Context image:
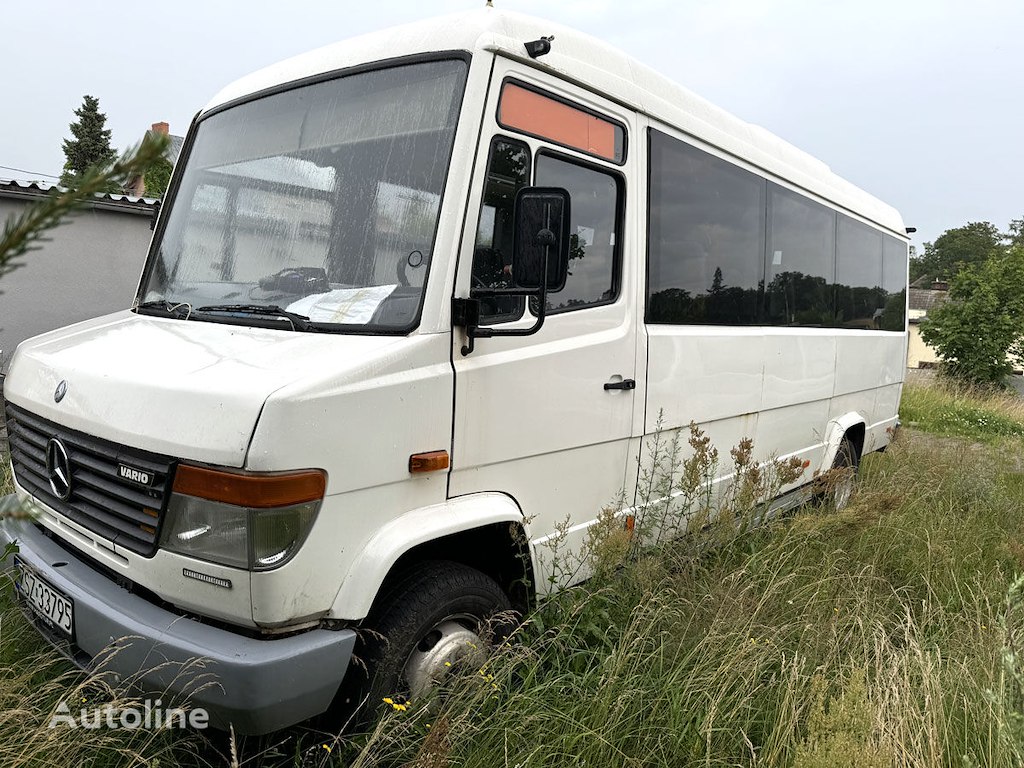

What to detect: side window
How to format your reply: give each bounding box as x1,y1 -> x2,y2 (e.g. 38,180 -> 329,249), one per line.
471,138 -> 530,323
535,153 -> 622,312
764,184 -> 836,326
880,235 -> 908,331
647,129 -> 765,325
836,216 -> 883,329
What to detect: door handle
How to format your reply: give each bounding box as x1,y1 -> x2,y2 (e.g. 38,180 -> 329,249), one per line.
603,378 -> 636,391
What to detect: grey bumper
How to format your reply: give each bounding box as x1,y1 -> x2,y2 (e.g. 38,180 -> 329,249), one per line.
0,507 -> 356,735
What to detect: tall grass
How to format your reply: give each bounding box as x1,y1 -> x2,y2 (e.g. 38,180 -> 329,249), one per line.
1,436 -> 214,766
332,394 -> 1024,767
1,458 -> 13,497
0,583 -> 213,767
0,378 -> 1022,767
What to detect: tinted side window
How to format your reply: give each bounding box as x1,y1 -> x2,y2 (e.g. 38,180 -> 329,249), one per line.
648,130 -> 765,325
535,153 -> 621,312
471,138 -> 530,323
764,184 -> 836,326
836,216 -> 883,329
880,235 -> 908,331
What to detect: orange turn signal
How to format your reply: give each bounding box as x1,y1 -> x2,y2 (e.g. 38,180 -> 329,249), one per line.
409,450 -> 450,474
172,465 -> 326,508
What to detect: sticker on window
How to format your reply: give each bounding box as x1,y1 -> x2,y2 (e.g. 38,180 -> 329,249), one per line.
498,83 -> 624,163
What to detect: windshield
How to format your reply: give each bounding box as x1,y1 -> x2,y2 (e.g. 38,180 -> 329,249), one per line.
139,58 -> 468,332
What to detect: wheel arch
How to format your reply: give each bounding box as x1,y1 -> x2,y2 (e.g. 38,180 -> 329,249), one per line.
329,492 -> 535,620
819,413 -> 866,476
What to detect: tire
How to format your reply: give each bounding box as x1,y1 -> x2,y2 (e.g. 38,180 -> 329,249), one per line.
355,560 -> 513,717
815,436 -> 858,510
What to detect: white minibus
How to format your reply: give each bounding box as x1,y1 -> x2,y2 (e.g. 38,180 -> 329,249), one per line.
1,8 -> 908,734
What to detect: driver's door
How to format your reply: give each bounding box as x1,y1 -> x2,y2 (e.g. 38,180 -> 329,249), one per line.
449,64 -> 639,593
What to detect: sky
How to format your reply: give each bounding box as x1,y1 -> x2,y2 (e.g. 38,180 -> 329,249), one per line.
2,0 -> 1022,251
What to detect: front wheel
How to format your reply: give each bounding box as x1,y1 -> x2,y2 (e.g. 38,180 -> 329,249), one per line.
359,560 -> 513,715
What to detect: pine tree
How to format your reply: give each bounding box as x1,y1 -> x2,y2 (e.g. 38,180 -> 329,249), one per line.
59,95 -> 117,190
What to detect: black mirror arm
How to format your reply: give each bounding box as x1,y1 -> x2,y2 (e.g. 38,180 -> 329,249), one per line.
456,259 -> 550,356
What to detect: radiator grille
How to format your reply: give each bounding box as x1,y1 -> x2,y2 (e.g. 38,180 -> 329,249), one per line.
5,402 -> 175,556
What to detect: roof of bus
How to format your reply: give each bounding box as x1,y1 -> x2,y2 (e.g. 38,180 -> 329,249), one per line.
205,8 -> 906,237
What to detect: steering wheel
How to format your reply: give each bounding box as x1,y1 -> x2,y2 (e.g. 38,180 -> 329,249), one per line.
397,250 -> 425,287
470,247 -> 512,291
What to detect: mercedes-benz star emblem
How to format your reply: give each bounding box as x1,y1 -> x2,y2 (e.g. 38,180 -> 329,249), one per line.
54,380 -> 67,403
45,438 -> 72,500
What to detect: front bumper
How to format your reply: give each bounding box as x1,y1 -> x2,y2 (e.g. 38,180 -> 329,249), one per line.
0,507 -> 355,734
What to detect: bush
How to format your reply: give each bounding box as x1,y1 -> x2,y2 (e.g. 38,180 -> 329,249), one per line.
920,247 -> 1024,385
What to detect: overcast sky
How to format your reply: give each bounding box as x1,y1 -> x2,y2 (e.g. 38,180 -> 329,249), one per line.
2,0 -> 1021,249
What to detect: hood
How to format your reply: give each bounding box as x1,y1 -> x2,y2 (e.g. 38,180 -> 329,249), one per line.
4,311 -> 404,467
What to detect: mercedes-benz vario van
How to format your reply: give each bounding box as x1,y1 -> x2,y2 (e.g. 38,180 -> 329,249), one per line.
1,8 -> 908,734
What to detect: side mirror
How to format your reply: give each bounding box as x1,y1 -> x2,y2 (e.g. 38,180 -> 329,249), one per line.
512,187 -> 570,292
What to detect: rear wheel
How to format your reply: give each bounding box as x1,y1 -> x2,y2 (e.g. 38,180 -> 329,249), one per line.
815,436 -> 858,510
357,560 -> 513,716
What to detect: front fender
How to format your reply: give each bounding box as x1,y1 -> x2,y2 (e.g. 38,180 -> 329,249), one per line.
329,492 -> 527,620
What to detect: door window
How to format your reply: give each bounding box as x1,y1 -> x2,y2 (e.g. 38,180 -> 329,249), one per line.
471,138 -> 530,323
535,153 -> 622,312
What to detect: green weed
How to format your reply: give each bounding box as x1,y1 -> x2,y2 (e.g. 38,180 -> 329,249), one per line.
901,375 -> 1024,442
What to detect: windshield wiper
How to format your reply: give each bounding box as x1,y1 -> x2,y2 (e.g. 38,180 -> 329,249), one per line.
194,304 -> 319,332
135,300 -> 193,319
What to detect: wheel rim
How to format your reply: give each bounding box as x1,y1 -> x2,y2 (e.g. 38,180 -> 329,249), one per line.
832,467 -> 854,509
403,616 -> 486,700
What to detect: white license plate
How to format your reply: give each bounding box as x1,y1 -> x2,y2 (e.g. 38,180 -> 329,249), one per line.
14,558 -> 74,639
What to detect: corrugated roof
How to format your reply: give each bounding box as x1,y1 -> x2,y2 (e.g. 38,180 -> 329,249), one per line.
0,179 -> 158,213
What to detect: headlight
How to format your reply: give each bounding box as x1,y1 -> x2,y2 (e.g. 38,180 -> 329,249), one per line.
160,465 -> 325,571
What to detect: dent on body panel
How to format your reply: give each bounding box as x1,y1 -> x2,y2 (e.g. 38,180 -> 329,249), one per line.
876,335 -> 907,386
828,391 -> 877,438
754,399 -> 829,481
761,330 -> 836,410
645,327 -> 764,432
246,335 -> 453,497
834,334 -> 893,396
874,383 -> 902,426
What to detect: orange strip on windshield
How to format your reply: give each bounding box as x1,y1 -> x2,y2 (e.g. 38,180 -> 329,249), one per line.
499,83 -> 619,162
